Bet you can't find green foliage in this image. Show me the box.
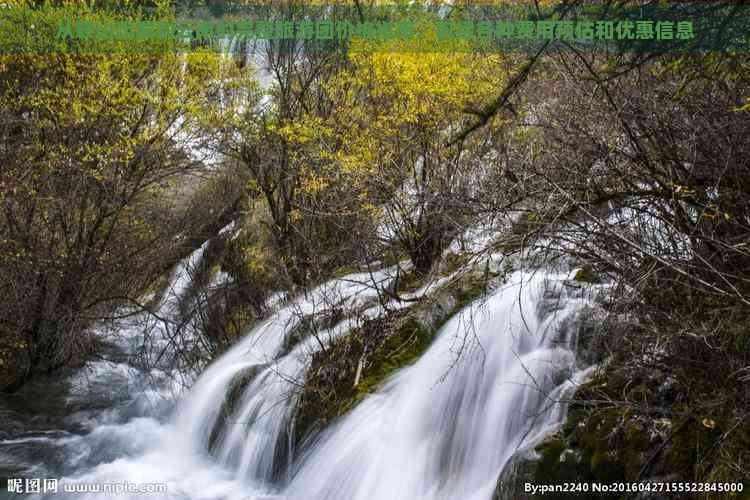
[292,311,437,446]
[354,316,432,396]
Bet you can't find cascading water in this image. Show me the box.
[0,242,213,499]
[172,267,400,486]
[284,270,591,500]
[3,252,598,500]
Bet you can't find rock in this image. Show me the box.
[495,431,604,500]
[494,447,539,500]
[281,308,345,356]
[573,266,600,284]
[572,306,609,366]
[414,292,457,332]
[207,363,267,451]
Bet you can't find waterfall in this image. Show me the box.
[0,243,214,497]
[68,241,211,409]
[283,270,590,500]
[173,267,399,484]
[18,262,595,500]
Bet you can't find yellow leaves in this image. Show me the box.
[243,245,272,274]
[280,24,510,228]
[246,178,260,193]
[290,209,303,223]
[349,49,485,124]
[299,168,330,194]
[735,96,750,113]
[4,51,231,167]
[702,418,717,429]
[361,202,383,219]
[277,117,328,146]
[672,183,697,198]
[344,26,506,136]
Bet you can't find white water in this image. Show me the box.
[284,270,589,500]
[64,242,211,415]
[17,254,595,500]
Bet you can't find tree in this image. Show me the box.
[215,3,364,287]
[0,26,240,390]
[306,25,508,275]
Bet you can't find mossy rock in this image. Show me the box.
[574,307,609,366]
[292,311,436,445]
[207,364,266,452]
[354,316,433,395]
[494,447,539,500]
[495,433,598,500]
[573,266,601,284]
[442,252,471,274]
[281,308,345,357]
[526,366,750,499]
[396,269,424,294]
[413,292,457,334]
[332,264,362,278]
[292,264,504,448]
